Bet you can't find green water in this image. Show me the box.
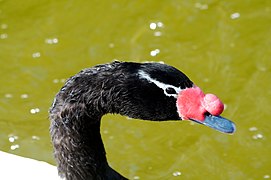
[0,0,270,179]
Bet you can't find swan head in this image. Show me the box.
[135,62,235,134]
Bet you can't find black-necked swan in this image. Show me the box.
[0,61,235,180]
[49,61,235,180]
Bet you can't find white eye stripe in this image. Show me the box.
[138,70,183,98]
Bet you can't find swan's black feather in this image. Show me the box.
[49,61,193,180]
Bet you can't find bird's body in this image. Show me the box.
[49,61,235,180]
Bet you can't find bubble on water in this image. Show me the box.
[154,31,162,37]
[45,38,58,44]
[10,144,20,150]
[252,133,263,140]
[9,137,15,143]
[249,127,258,132]
[173,171,182,176]
[8,135,18,143]
[150,22,164,30]
[53,78,66,84]
[264,175,270,179]
[150,49,160,56]
[0,33,8,39]
[157,22,164,28]
[32,52,41,58]
[230,12,240,19]
[195,2,208,10]
[32,135,40,140]
[5,93,13,98]
[1,23,8,29]
[133,176,140,180]
[53,79,60,83]
[149,22,157,30]
[109,43,115,48]
[20,94,29,99]
[30,108,40,114]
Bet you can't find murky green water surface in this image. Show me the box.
[1,1,270,179]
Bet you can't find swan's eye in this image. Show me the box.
[165,87,176,94]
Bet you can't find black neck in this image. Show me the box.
[50,104,127,180]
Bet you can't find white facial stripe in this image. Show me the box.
[138,70,183,98]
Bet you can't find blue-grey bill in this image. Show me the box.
[191,115,236,134]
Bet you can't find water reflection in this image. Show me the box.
[31,136,40,141]
[1,23,8,29]
[32,52,41,58]
[230,12,241,19]
[20,94,29,99]
[52,79,66,84]
[133,175,140,180]
[45,38,59,44]
[150,49,160,56]
[0,33,8,39]
[30,108,40,114]
[194,2,208,10]
[10,144,20,151]
[249,127,258,132]
[4,94,13,98]
[172,171,182,177]
[249,127,264,140]
[149,22,164,30]
[252,133,264,140]
[149,21,163,37]
[8,135,18,143]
